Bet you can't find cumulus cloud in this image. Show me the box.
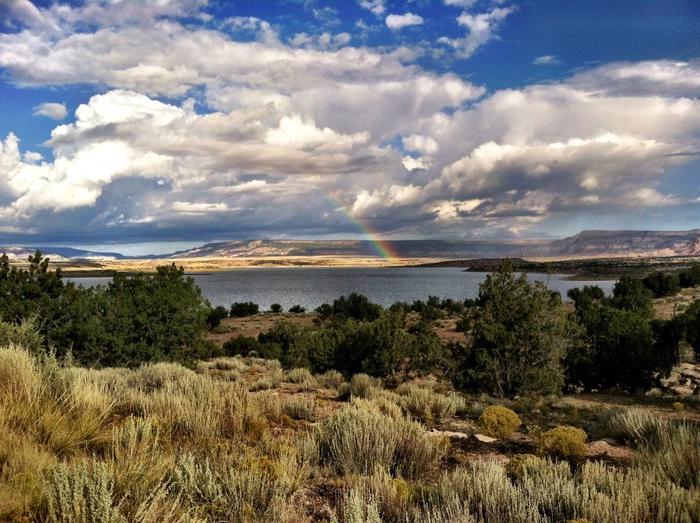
[33,102,68,120]
[439,6,514,59]
[386,13,424,31]
[358,0,385,16]
[0,1,699,242]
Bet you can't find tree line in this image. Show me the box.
[2,252,699,397]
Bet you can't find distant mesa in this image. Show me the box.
[3,229,700,261]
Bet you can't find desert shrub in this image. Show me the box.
[642,272,680,298]
[637,423,700,489]
[537,426,588,464]
[0,317,44,354]
[289,305,306,314]
[229,301,259,317]
[505,454,542,480]
[448,392,470,417]
[173,453,297,522]
[223,336,262,357]
[316,293,382,322]
[283,397,317,421]
[318,369,345,390]
[456,261,572,397]
[672,401,685,412]
[611,276,653,316]
[338,373,382,400]
[205,305,229,329]
[43,460,123,523]
[315,401,446,478]
[568,304,680,390]
[605,408,669,447]
[395,384,456,426]
[682,299,700,359]
[338,468,410,523]
[287,367,315,385]
[269,303,283,313]
[478,405,521,439]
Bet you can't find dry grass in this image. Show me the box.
[1,342,699,522]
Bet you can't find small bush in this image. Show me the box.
[288,305,306,314]
[269,304,283,313]
[283,397,317,421]
[223,336,262,357]
[395,384,456,426]
[478,405,521,439]
[339,374,381,400]
[229,301,259,318]
[672,402,684,412]
[505,454,542,480]
[318,370,345,390]
[605,408,668,447]
[538,426,588,464]
[316,401,446,478]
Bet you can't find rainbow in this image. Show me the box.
[324,193,402,261]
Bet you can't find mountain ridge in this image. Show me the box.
[3,229,700,261]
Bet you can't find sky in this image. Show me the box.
[0,0,699,253]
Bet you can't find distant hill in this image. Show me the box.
[167,230,700,260]
[0,246,126,261]
[546,230,700,258]
[4,229,700,262]
[165,239,549,259]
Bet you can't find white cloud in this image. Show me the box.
[443,0,477,7]
[439,6,514,59]
[386,13,424,30]
[359,0,385,16]
[532,55,561,66]
[0,1,699,240]
[33,102,68,120]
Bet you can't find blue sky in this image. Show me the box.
[0,0,699,252]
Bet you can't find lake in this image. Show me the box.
[66,267,616,310]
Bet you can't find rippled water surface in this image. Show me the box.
[66,267,616,310]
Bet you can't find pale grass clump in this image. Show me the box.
[338,373,382,400]
[0,343,40,403]
[448,392,470,418]
[368,390,404,421]
[605,407,669,447]
[108,417,174,514]
[0,422,56,520]
[43,460,123,523]
[172,448,307,523]
[395,384,456,426]
[412,458,700,523]
[287,367,318,390]
[315,400,447,478]
[318,369,346,390]
[283,396,317,421]
[637,422,700,489]
[340,467,411,523]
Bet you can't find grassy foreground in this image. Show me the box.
[1,345,699,522]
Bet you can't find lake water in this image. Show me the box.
[66,267,616,310]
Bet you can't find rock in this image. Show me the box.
[473,433,498,443]
[601,437,620,446]
[429,429,470,440]
[680,369,700,381]
[671,384,695,397]
[660,372,682,388]
[645,387,663,397]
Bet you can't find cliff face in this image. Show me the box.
[546,230,700,257]
[4,230,700,261]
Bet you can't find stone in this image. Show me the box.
[671,384,695,397]
[601,437,620,446]
[645,387,663,397]
[473,433,498,443]
[680,369,700,381]
[660,372,682,388]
